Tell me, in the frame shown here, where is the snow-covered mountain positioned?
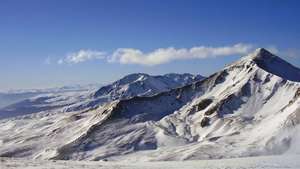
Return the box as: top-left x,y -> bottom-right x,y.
0,84 -> 101,119
0,48 -> 299,162
0,84 -> 101,109
0,73 -> 202,119
93,73 -> 203,99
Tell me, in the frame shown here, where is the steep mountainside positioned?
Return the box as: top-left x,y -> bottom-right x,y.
0,48 -> 299,162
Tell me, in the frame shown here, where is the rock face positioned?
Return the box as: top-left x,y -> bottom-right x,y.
0,48 -> 300,161
200,117 -> 210,127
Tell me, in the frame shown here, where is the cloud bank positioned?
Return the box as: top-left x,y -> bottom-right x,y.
109,43 -> 253,66
58,49 -> 106,64
58,43 -> 255,66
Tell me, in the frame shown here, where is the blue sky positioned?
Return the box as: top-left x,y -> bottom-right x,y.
0,0 -> 299,90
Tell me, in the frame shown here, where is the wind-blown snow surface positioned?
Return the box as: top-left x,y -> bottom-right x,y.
0,73 -> 201,119
0,48 -> 299,162
1,155 -> 300,169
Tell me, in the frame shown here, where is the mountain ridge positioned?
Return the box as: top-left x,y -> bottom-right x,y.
232,48 -> 300,82
0,73 -> 202,119
0,48 -> 299,161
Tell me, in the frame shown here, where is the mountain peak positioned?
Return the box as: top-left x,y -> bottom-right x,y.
244,48 -> 300,82
93,73 -> 203,98
255,47 -> 272,55
246,48 -> 275,61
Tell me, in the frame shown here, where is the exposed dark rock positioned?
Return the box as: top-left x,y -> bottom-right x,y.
295,88 -> 300,99
208,136 -> 221,141
200,117 -> 210,127
218,94 -> 244,118
263,74 -> 271,84
205,104 -> 219,116
196,99 -> 213,111
214,71 -> 229,87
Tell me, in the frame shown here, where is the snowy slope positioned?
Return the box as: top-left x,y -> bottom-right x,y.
0,48 -> 299,162
1,155 -> 300,169
93,73 -> 203,99
0,73 -> 202,119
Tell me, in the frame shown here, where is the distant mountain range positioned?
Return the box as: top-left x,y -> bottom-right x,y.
0,84 -> 102,108
0,73 -> 203,119
0,48 -> 299,162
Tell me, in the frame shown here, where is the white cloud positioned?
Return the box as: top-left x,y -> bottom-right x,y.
58,43 -> 255,66
109,43 -> 254,66
58,49 -> 106,64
